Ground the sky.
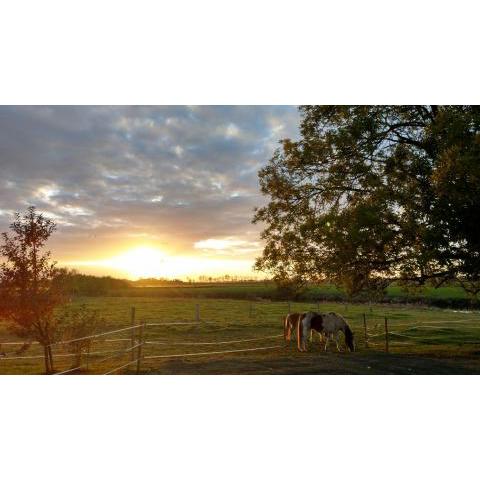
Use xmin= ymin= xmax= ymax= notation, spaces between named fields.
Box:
xmin=0 ymin=106 xmax=300 ymax=279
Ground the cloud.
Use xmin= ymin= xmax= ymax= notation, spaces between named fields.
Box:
xmin=0 ymin=106 xmax=300 ymax=270
xmin=194 ymin=237 xmax=262 ymax=256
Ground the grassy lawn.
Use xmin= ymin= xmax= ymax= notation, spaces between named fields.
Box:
xmin=1 ymin=296 xmax=480 ymax=374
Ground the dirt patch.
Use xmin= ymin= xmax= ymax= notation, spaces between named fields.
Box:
xmin=143 ymin=350 xmax=480 ymax=375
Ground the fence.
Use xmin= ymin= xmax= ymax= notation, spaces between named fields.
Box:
xmin=0 ymin=305 xmax=287 ymax=374
xmin=0 ymin=322 xmax=145 ymax=375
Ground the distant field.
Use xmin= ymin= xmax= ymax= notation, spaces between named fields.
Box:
xmin=106 ymin=282 xmax=474 ymax=309
xmin=1 ymin=296 xmax=480 ymax=374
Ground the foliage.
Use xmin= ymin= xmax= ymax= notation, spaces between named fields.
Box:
xmin=57 ymin=270 xmax=130 ymax=296
xmin=131 ymin=277 xmax=184 ymax=287
xmin=0 ymin=206 xmax=66 ymax=373
xmin=58 ymin=305 xmax=106 ymax=369
xmin=273 ymin=276 xmax=307 ymax=300
xmin=253 ymin=106 xmax=480 ymax=297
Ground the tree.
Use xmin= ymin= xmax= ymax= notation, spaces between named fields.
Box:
xmin=0 ymin=207 xmax=66 ymax=373
xmin=253 ymin=106 xmax=480 ymax=297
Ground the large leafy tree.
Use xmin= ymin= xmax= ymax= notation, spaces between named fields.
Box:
xmin=253 ymin=106 xmax=480 ymax=297
xmin=0 ymin=207 xmax=65 ymax=373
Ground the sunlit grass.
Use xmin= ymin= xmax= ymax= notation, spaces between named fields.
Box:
xmin=1 ymin=296 xmax=480 ymax=374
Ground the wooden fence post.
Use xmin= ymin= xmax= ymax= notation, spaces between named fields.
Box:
xmin=195 ymin=304 xmax=200 ymax=321
xmin=130 ymin=306 xmax=136 ymax=363
xmin=363 ymin=313 xmax=368 ymax=348
xmin=384 ymin=316 xmax=389 ymax=353
xmin=136 ymin=319 xmax=146 ymax=374
xmin=85 ymin=344 xmax=91 ymax=372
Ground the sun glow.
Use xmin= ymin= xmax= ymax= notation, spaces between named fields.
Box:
xmin=63 ymin=246 xmax=263 ymax=280
xmin=91 ymin=247 xmax=166 ymax=279
xmin=106 ymin=246 xmax=167 ymax=279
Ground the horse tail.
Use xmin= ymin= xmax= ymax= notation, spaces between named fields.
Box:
xmin=284 ymin=314 xmax=289 ymax=341
xmin=343 ymin=322 xmax=355 ymax=352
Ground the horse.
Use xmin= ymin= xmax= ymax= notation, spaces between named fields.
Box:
xmin=284 ymin=312 xmax=327 ymax=344
xmin=297 ymin=311 xmax=355 ymax=352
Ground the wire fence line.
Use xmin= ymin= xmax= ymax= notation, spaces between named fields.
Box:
xmin=146 ymin=321 xmax=235 ymax=327
xmin=0 ymin=347 xmax=137 ymax=361
xmin=145 ymin=334 xmax=283 ymax=346
xmin=104 ymin=359 xmax=139 ymax=375
xmin=55 ymin=344 xmax=142 ymax=375
xmin=0 ymin=337 xmax=133 ymax=348
xmin=0 ymin=313 xmax=286 ymax=374
xmin=144 ymin=344 xmax=286 ymax=360
xmin=147 ymin=322 xmax=202 ymax=326
xmin=47 ymin=324 xmax=142 ymax=347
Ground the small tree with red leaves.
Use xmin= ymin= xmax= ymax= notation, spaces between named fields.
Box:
xmin=0 ymin=207 xmax=65 ymax=373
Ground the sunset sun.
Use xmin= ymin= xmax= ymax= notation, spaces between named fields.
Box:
xmin=107 ymin=246 xmax=167 ymax=279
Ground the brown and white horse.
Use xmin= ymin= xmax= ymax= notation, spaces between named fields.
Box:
xmin=284 ymin=312 xmax=327 ymax=344
xmin=297 ymin=311 xmax=355 ymax=352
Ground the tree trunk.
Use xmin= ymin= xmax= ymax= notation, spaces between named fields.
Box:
xmin=43 ymin=345 xmax=51 ymax=374
xmin=48 ymin=345 xmax=54 ymax=373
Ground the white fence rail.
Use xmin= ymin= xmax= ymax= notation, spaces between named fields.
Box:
xmin=0 ymin=310 xmax=286 ymax=374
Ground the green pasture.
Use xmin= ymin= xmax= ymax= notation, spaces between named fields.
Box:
xmin=1 ymin=296 xmax=480 ymax=374
xmin=105 ymin=282 xmax=473 ymax=309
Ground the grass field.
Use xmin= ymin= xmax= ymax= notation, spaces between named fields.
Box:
xmin=105 ymin=282 xmax=475 ymax=309
xmin=1 ymin=296 xmax=480 ymax=374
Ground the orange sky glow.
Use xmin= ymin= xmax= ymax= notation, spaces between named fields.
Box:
xmin=0 ymin=106 xmax=300 ymax=280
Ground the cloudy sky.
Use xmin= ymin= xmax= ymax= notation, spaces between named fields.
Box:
xmin=0 ymin=106 xmax=300 ymax=279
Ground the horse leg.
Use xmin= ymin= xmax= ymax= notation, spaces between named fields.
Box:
xmin=335 ymin=332 xmax=341 ymax=352
xmin=324 ymin=335 xmax=330 ymax=351
xmin=301 ymin=330 xmax=307 ymax=351
xmin=302 ymin=325 xmax=310 ymax=352
xmin=309 ymin=329 xmax=313 ymax=342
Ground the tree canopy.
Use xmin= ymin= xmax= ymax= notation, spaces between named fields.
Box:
xmin=253 ymin=106 xmax=480 ymax=297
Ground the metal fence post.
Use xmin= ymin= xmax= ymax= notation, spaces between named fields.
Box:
xmin=363 ymin=313 xmax=368 ymax=348
xmin=384 ymin=316 xmax=389 ymax=353
xmin=136 ymin=318 xmax=146 ymax=374
xmin=130 ymin=306 xmax=136 ymax=362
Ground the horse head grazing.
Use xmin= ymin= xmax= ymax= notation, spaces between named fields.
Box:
xmin=343 ymin=323 xmax=355 ymax=352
